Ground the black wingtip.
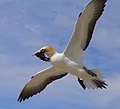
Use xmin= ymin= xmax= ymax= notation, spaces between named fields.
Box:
xmin=78 ymin=78 xmax=86 ymax=90
xmin=17 ymin=97 xmax=23 ymax=103
xmin=92 ymin=79 xmax=108 ymax=89
xmin=17 ymin=98 xmax=21 ymax=103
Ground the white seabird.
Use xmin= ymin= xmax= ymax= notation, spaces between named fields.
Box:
xmin=18 ymin=0 xmax=107 ymax=102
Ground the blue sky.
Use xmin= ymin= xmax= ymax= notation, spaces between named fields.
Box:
xmin=0 ymin=0 xmax=120 ymax=109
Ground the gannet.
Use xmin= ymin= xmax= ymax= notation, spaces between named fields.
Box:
xmin=18 ymin=0 xmax=108 ymax=102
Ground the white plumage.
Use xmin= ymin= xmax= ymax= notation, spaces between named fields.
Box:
xmin=18 ymin=0 xmax=107 ymax=102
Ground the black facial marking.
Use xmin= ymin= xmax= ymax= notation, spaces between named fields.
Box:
xmin=34 ymin=49 xmax=50 ymax=62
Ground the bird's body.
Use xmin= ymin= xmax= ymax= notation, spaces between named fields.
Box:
xmin=50 ymin=51 xmax=93 ymax=80
xmin=51 ymin=53 xmax=83 ymax=77
xmin=18 ymin=0 xmax=108 ymax=102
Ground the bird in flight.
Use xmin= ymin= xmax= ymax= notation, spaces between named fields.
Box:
xmin=18 ymin=0 xmax=107 ymax=102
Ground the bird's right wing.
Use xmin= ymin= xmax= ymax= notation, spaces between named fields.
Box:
xmin=18 ymin=66 xmax=67 ymax=102
xmin=64 ymin=0 xmax=107 ymax=63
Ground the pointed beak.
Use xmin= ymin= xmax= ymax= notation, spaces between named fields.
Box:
xmin=32 ymin=50 xmax=41 ymax=56
xmin=32 ymin=52 xmax=37 ymax=56
xmin=32 ymin=49 xmax=50 ymax=62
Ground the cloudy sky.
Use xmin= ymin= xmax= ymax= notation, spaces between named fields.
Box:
xmin=0 ymin=0 xmax=120 ymax=109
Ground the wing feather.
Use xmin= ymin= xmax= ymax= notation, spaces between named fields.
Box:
xmin=18 ymin=66 xmax=67 ymax=102
xmin=64 ymin=0 xmax=107 ymax=60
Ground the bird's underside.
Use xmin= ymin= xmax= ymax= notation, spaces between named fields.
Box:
xmin=18 ymin=0 xmax=107 ymax=102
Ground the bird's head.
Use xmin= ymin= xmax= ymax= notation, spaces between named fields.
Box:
xmin=32 ymin=46 xmax=56 ymax=62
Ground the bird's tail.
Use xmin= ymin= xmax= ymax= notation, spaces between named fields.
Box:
xmin=78 ymin=68 xmax=108 ymax=89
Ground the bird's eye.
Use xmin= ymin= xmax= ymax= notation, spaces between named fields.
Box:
xmin=40 ymin=49 xmax=46 ymax=53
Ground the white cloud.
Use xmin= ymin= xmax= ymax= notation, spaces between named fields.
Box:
xmin=92 ymin=28 xmax=120 ymax=51
xmin=54 ymin=14 xmax=74 ymax=28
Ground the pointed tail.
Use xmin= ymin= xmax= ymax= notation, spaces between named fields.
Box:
xmin=78 ymin=68 xmax=108 ymax=89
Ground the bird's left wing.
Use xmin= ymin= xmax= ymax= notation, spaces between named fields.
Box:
xmin=18 ymin=66 xmax=67 ymax=102
xmin=64 ymin=0 xmax=107 ymax=60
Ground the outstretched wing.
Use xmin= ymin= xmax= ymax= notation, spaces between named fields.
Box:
xmin=64 ymin=0 xmax=107 ymax=60
xmin=18 ymin=66 xmax=67 ymax=102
